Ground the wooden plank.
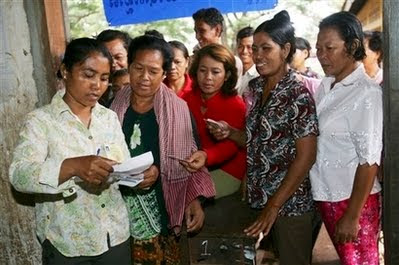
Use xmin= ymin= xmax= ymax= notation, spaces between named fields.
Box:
xmin=383 ymin=0 xmax=399 ymax=264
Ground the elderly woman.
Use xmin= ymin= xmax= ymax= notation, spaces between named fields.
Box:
xmin=208 ymin=11 xmax=319 ymax=265
xmin=164 ymin=40 xmax=192 ymax=97
xmin=310 ymin=12 xmax=383 ymax=265
xmin=111 ymin=35 xmax=215 ymax=264
xmin=182 ymin=43 xmax=247 ymax=199
xmin=9 ymin=38 xmax=131 ymax=265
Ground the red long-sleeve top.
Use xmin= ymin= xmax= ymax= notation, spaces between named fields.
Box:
xmin=182 ymin=90 xmax=247 ymax=180
xmin=164 ymin=74 xmax=193 ymax=98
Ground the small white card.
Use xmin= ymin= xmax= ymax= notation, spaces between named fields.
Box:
xmin=111 ymin=152 xmax=154 ymax=187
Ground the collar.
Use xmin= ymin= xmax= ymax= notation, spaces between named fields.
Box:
xmin=195 ymin=89 xmax=223 ymax=107
xmin=245 ymin=64 xmax=258 ymax=78
xmin=253 ymin=69 xmax=295 ymax=95
xmin=334 ymin=63 xmax=365 ymax=87
xmin=51 ymin=89 xmax=101 ymax=118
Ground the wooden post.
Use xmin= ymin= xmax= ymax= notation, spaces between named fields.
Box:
xmin=383 ymin=0 xmax=399 ymax=264
xmin=43 ymin=0 xmax=67 ymax=69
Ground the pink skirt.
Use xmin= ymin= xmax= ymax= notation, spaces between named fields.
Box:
xmin=318 ymin=193 xmax=381 ymax=265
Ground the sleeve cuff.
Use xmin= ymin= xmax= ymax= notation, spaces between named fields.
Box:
xmin=38 ymin=159 xmax=77 ymax=197
xmin=350 ymin=131 xmax=382 ymax=167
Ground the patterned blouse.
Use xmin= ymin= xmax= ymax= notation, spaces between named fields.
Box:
xmin=246 ymin=70 xmax=319 ymax=216
xmin=9 ymin=90 xmax=130 ymax=257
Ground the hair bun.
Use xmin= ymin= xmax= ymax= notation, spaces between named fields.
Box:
xmin=273 ymin=10 xmax=291 ymax=24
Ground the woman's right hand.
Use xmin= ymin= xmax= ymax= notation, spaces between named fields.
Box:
xmin=244 ymin=202 xmax=280 ymax=238
xmin=61 ymin=156 xmax=117 ymax=185
xmin=334 ymin=213 xmax=360 ymax=244
xmin=180 ymin=150 xmax=207 ymax=172
xmin=206 ymin=120 xmax=230 ymax=141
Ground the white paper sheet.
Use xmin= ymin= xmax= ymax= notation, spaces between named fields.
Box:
xmin=110 ymin=151 xmax=154 ymax=187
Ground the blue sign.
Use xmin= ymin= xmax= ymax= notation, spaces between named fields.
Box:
xmin=103 ymin=0 xmax=278 ymax=26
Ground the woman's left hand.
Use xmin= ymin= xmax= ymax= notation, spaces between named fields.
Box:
xmin=185 ymin=198 xmax=205 ymax=233
xmin=244 ymin=203 xmax=280 ymax=238
xmin=137 ymin=165 xmax=159 ymax=189
xmin=334 ymin=213 xmax=360 ymax=244
xmin=180 ymin=150 xmax=207 ymax=172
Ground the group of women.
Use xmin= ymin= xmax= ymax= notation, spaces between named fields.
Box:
xmin=9 ymin=8 xmax=383 ymax=265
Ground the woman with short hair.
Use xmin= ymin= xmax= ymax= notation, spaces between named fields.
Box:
xmin=310 ymin=11 xmax=383 ymax=265
xmin=164 ymin=40 xmax=192 ymax=97
xmin=363 ymin=30 xmax=383 ymax=85
xmin=111 ymin=35 xmax=215 ymax=264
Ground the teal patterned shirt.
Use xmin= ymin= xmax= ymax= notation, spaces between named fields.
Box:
xmin=9 ymin=90 xmax=131 ymax=257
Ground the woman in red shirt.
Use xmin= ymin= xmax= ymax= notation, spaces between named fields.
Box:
xmin=164 ymin=40 xmax=192 ymax=98
xmin=182 ymin=43 xmax=246 ymax=199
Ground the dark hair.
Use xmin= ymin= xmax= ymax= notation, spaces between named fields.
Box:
xmin=254 ymin=10 xmax=296 ymax=63
xmin=57 ymin=38 xmax=112 ymax=78
xmin=192 ymin=7 xmax=224 ymax=33
xmin=96 ymin=29 xmax=131 ymax=51
xmin=168 ymin=40 xmax=189 ymax=59
xmin=189 ymin=43 xmax=237 ymax=96
xmin=364 ymin=30 xmax=383 ymax=64
xmin=295 ymin=37 xmax=311 ymax=59
xmin=111 ymin=68 xmax=129 ymax=81
xmin=144 ymin=29 xmax=165 ymax=40
xmin=319 ymin=11 xmax=365 ymax=61
xmin=128 ymin=35 xmax=174 ymax=73
xmin=236 ymin=26 xmax=254 ymax=42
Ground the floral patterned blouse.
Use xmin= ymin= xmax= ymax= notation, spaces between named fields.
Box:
xmin=246 ymin=70 xmax=319 ymax=216
xmin=9 ymin=90 xmax=130 ymax=257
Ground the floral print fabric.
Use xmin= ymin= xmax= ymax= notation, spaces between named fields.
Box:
xmin=246 ymin=70 xmax=319 ymax=216
xmin=9 ymin=90 xmax=130 ymax=257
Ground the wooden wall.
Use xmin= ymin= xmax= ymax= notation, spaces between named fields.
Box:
xmin=383 ymin=1 xmax=399 ymax=263
xmin=0 ymin=1 xmax=66 ymax=264
xmin=357 ymin=0 xmax=383 ymax=31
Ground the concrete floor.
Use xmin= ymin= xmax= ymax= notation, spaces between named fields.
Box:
xmin=311 ymin=225 xmax=339 ymax=265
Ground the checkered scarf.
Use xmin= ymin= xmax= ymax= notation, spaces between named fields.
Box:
xmin=111 ymin=83 xmax=215 ymax=231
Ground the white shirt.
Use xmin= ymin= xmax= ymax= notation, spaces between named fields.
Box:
xmin=309 ymin=64 xmax=382 ymax=202
xmin=372 ymin=68 xmax=383 ymax=85
xmin=237 ymin=64 xmax=259 ymax=96
xmin=235 ymin=55 xmax=243 ymax=91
